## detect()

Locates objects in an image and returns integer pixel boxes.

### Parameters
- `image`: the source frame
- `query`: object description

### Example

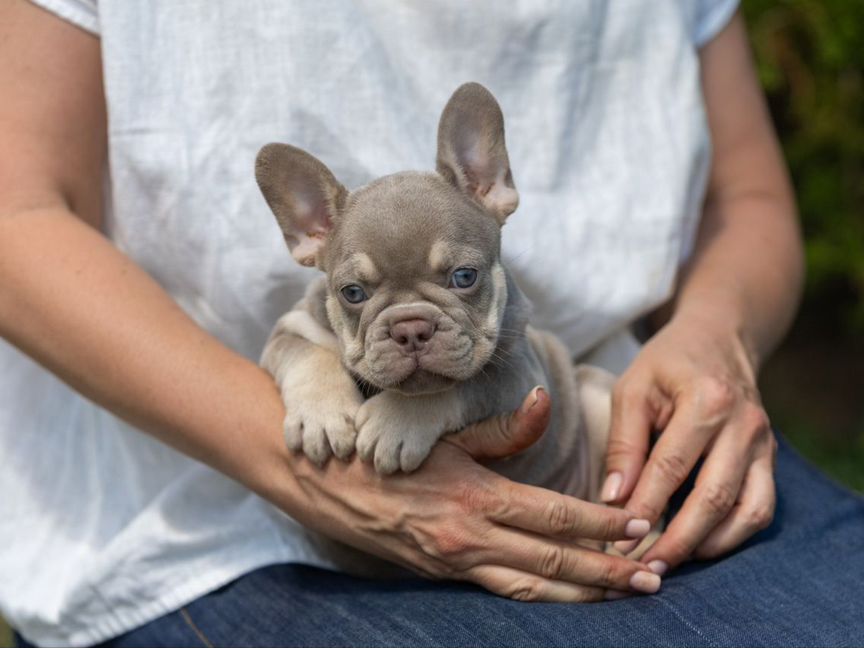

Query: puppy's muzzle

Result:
[390,318,436,354]
[359,302,476,392]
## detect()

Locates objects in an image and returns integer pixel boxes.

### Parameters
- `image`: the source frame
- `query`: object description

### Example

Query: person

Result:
[2,0,862,646]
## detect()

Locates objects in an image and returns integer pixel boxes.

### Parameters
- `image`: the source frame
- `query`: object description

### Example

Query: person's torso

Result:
[1,1,733,644]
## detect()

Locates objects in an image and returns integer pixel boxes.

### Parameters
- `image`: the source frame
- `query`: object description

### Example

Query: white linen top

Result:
[1,1,737,645]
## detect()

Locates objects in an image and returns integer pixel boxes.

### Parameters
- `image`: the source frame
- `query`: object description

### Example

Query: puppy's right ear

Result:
[255,143,347,267]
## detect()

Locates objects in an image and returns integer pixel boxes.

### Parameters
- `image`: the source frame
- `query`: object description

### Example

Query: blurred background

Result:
[744,0,864,493]
[1,2,861,646]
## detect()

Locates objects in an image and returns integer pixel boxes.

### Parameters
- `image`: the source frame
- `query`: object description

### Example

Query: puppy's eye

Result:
[340,284,367,304]
[449,267,478,289]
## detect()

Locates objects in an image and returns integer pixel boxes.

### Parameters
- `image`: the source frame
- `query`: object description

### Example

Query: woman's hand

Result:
[602,310,777,572]
[597,12,803,574]
[282,388,663,602]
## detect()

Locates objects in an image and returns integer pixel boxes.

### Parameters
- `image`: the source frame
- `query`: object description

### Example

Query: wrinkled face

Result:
[323,173,507,395]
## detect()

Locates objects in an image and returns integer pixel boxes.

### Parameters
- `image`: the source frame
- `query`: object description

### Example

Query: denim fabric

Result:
[19,436,864,647]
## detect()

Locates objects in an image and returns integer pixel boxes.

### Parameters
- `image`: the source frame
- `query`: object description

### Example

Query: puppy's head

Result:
[256,83,519,395]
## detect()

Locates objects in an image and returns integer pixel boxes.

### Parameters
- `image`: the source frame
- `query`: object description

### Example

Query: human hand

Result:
[602,311,777,573]
[286,388,662,602]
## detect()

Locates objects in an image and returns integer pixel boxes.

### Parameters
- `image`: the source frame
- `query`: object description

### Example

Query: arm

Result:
[603,12,804,568]
[1,0,658,601]
[0,0,287,489]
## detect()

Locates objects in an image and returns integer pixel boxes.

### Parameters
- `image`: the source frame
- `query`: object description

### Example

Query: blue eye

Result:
[340,284,367,304]
[449,267,478,289]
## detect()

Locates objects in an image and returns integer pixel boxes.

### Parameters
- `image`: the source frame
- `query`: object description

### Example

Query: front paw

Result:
[284,392,361,466]
[355,397,438,475]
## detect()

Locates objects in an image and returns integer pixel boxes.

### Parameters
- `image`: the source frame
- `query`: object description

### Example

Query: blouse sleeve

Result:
[26,0,98,36]
[691,0,739,48]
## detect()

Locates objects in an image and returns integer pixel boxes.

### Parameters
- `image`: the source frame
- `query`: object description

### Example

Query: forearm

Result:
[670,191,803,371]
[660,12,804,372]
[0,205,296,507]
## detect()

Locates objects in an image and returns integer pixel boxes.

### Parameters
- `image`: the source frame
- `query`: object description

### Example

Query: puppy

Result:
[257,82,615,511]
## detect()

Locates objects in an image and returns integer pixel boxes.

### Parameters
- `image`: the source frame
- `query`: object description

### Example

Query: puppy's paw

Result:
[355,418,436,475]
[283,406,358,466]
[355,395,441,475]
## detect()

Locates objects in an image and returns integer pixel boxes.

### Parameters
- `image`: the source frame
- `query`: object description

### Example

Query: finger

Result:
[473,527,662,594]
[492,479,652,542]
[465,564,606,602]
[638,419,753,567]
[622,396,719,525]
[603,379,654,504]
[692,439,776,559]
[446,386,550,460]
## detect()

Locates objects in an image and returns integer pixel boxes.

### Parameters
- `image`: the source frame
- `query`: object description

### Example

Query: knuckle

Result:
[605,437,643,463]
[576,588,604,603]
[652,451,690,486]
[538,545,566,580]
[740,405,771,441]
[745,502,775,532]
[700,482,737,517]
[600,513,619,540]
[545,499,581,535]
[486,413,513,444]
[429,525,471,561]
[596,560,619,589]
[506,577,545,602]
[460,483,506,517]
[694,377,736,419]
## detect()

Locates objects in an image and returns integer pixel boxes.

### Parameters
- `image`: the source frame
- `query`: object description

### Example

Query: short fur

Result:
[256,83,648,571]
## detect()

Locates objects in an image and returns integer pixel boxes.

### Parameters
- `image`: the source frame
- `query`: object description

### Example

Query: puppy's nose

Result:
[390,318,436,352]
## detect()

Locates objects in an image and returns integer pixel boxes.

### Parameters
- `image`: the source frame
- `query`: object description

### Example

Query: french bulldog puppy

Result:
[256,82,615,504]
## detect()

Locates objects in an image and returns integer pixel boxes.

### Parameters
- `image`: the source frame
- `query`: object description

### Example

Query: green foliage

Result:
[743,1,864,332]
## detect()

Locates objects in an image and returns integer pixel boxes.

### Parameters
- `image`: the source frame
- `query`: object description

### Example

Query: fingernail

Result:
[624,518,651,539]
[522,386,545,414]
[629,571,662,594]
[614,538,640,555]
[600,472,622,502]
[648,560,668,576]
[604,589,632,601]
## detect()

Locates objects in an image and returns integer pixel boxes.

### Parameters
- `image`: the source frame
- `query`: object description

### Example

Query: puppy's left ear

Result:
[436,82,519,224]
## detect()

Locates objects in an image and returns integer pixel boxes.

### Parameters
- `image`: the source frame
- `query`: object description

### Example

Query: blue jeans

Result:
[20,436,864,647]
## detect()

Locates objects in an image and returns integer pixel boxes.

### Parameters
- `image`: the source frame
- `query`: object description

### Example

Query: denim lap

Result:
[91,435,864,648]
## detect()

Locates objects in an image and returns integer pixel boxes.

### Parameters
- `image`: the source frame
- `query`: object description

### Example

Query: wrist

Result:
[668,298,762,374]
[236,380,306,513]
[183,360,309,521]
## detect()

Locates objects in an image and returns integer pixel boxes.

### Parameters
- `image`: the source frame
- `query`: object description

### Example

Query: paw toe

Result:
[400,445,431,473]
[374,440,403,475]
[328,421,357,460]
[302,427,331,466]
[283,415,304,451]
[356,430,377,462]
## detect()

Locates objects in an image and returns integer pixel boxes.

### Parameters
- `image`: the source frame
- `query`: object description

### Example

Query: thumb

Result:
[446,386,551,460]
